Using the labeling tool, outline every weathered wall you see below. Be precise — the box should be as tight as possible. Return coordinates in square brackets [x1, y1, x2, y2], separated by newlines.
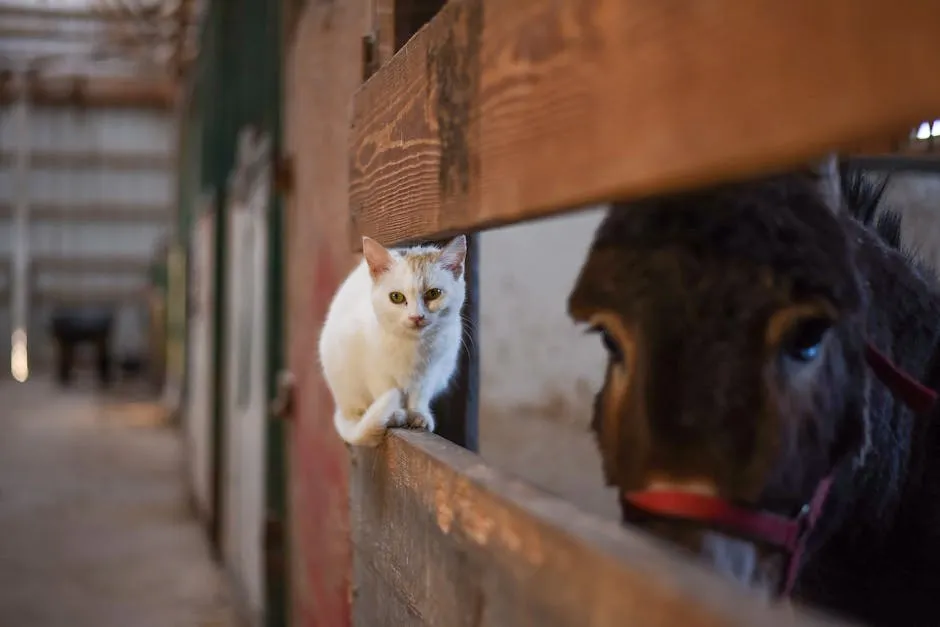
[883, 171, 940, 272]
[478, 208, 619, 520]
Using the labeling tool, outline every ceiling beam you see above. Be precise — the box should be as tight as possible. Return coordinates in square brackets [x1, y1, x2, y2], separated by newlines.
[0, 74, 176, 109]
[0, 2, 184, 23]
[30, 256, 153, 274]
[0, 151, 173, 171]
[0, 26, 102, 42]
[0, 202, 171, 222]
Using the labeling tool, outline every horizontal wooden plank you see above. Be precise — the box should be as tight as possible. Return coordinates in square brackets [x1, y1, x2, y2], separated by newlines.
[349, 0, 940, 247]
[351, 430, 854, 627]
[30, 256, 153, 274]
[0, 286, 148, 305]
[0, 25, 99, 42]
[0, 76, 176, 109]
[0, 1, 187, 22]
[0, 257, 151, 276]
[32, 286, 149, 306]
[0, 203, 171, 222]
[0, 151, 174, 171]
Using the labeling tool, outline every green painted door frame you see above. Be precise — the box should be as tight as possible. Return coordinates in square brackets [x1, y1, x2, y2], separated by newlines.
[183, 1, 289, 625]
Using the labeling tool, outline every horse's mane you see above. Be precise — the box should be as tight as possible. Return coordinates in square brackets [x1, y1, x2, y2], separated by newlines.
[840, 165, 902, 250]
[838, 164, 938, 284]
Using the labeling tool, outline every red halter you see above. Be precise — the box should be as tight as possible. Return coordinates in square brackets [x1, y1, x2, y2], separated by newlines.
[622, 342, 938, 597]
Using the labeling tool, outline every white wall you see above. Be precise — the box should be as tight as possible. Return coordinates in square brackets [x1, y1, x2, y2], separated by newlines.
[883, 171, 940, 272]
[0, 104, 174, 371]
[479, 208, 619, 519]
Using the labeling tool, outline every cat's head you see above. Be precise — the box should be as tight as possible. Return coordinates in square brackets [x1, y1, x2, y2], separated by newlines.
[362, 235, 467, 335]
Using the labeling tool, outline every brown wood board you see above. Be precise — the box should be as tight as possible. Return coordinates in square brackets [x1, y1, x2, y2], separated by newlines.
[0, 203, 170, 222]
[350, 430, 857, 626]
[284, 0, 374, 625]
[349, 0, 940, 247]
[0, 151, 173, 171]
[0, 76, 176, 109]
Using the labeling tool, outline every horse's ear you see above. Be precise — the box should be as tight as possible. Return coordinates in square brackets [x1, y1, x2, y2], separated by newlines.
[805, 153, 845, 215]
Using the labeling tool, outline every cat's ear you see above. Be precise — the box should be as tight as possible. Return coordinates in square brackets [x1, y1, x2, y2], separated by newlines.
[362, 236, 393, 279]
[438, 235, 467, 278]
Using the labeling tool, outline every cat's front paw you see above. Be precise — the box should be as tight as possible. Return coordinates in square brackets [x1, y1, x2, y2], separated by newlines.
[385, 408, 409, 428]
[405, 410, 435, 432]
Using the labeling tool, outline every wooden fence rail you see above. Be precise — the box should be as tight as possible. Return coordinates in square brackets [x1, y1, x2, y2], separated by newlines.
[335, 0, 940, 625]
[352, 431, 853, 626]
[349, 0, 940, 247]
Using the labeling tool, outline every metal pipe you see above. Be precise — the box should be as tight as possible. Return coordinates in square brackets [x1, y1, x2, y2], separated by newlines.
[10, 70, 31, 382]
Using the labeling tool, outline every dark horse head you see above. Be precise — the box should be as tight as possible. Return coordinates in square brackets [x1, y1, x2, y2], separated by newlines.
[568, 158, 940, 623]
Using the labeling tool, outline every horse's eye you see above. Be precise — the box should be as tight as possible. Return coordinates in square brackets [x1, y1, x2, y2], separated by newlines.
[783, 316, 832, 363]
[589, 326, 623, 362]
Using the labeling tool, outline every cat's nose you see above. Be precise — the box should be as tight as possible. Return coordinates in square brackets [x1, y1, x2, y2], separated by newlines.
[409, 314, 427, 327]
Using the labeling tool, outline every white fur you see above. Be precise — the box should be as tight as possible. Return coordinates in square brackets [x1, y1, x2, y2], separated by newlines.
[318, 236, 467, 447]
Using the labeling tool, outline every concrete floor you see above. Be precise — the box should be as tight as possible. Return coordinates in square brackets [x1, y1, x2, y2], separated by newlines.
[0, 378, 239, 627]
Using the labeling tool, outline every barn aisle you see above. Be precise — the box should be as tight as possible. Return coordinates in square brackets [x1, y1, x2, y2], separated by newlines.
[0, 378, 238, 627]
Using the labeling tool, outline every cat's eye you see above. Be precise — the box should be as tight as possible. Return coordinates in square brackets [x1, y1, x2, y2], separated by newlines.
[389, 291, 406, 304]
[782, 316, 832, 363]
[587, 325, 623, 363]
[424, 288, 442, 301]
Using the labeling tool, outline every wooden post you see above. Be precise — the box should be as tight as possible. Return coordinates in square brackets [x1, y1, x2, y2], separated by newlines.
[284, 1, 372, 625]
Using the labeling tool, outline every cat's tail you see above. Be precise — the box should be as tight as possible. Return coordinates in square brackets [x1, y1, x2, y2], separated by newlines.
[333, 388, 405, 447]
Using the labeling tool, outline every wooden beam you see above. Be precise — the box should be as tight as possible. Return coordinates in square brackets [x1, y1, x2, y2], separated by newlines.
[349, 0, 940, 247]
[0, 76, 176, 109]
[31, 286, 148, 305]
[0, 26, 102, 42]
[0, 2, 185, 23]
[0, 286, 148, 310]
[284, 0, 372, 625]
[31, 256, 152, 274]
[351, 430, 850, 626]
[0, 203, 171, 222]
[0, 151, 173, 171]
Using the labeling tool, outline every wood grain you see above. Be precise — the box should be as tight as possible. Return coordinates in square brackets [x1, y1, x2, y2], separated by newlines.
[30, 255, 153, 274]
[351, 430, 856, 627]
[349, 0, 940, 247]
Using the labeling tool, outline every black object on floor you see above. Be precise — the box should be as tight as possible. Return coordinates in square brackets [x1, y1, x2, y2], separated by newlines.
[49, 306, 115, 388]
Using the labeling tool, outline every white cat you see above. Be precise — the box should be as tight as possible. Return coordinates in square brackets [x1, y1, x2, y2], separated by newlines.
[318, 235, 467, 447]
